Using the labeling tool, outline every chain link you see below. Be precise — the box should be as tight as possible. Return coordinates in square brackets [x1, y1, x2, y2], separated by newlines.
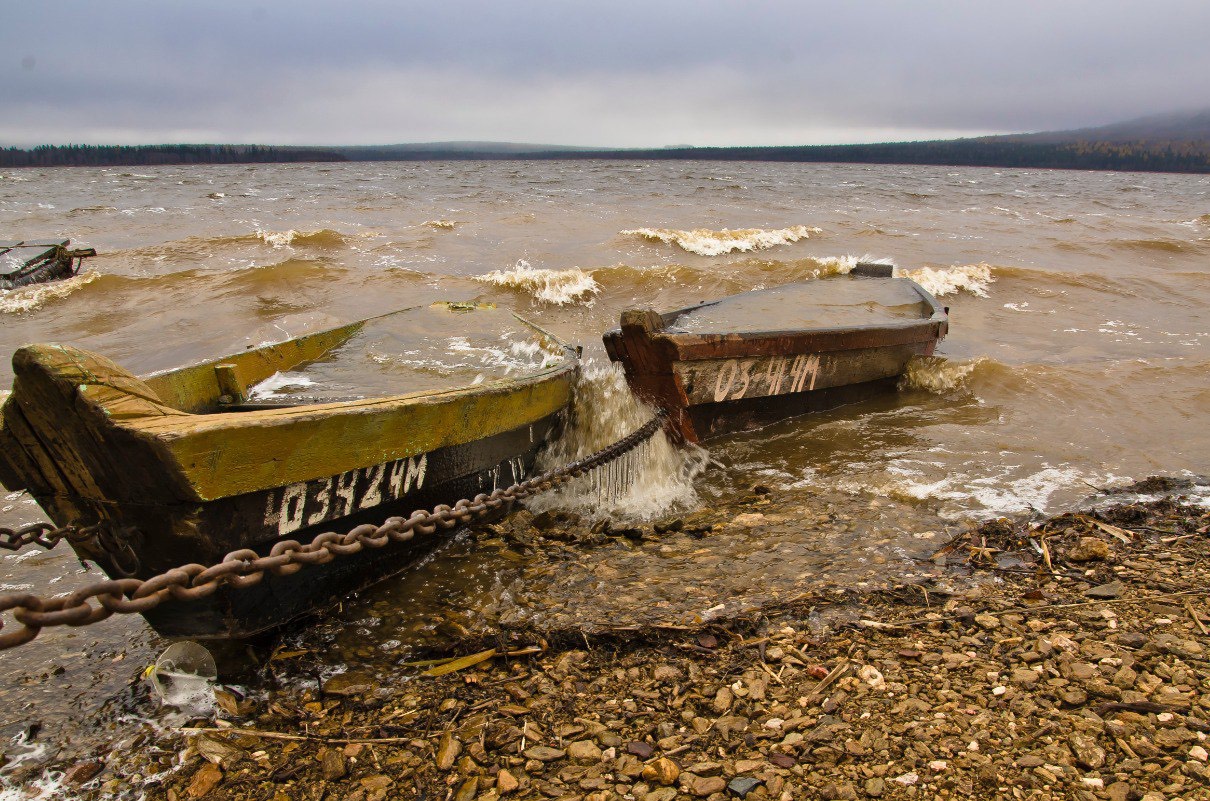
[0, 415, 663, 650]
[0, 521, 97, 552]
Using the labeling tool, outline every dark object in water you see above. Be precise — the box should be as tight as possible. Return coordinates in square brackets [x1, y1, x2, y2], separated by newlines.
[0, 240, 96, 290]
[603, 263, 948, 443]
[0, 303, 579, 639]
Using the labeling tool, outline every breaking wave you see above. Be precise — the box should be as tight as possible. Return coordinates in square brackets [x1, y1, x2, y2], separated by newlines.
[622, 225, 821, 256]
[256, 228, 350, 249]
[423, 220, 458, 230]
[899, 356, 990, 394]
[475, 260, 600, 305]
[0, 271, 100, 314]
[898, 263, 994, 297]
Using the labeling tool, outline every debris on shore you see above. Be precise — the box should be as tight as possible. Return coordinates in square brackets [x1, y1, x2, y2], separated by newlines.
[23, 494, 1210, 800]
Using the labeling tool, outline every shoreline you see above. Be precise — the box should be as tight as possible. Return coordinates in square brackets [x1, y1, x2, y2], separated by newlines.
[17, 489, 1208, 801]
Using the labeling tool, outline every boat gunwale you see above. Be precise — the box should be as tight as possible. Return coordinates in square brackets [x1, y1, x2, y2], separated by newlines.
[660, 278, 944, 338]
[603, 278, 948, 361]
[120, 305, 579, 426]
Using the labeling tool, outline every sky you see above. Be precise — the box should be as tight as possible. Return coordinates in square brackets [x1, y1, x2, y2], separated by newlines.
[2, 1, 1208, 148]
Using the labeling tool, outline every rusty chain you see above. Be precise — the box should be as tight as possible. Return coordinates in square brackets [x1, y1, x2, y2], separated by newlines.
[0, 520, 95, 552]
[0, 415, 663, 650]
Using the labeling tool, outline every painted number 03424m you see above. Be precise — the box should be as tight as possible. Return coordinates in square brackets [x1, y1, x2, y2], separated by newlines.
[712, 354, 821, 402]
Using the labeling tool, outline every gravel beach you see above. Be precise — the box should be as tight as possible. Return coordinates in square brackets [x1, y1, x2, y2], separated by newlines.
[42, 486, 1208, 801]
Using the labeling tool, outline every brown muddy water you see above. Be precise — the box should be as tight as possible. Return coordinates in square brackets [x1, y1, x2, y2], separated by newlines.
[1, 161, 1208, 793]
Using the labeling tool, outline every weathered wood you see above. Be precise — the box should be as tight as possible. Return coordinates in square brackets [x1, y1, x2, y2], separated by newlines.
[604, 273, 948, 443]
[0, 305, 581, 638]
[213, 364, 246, 405]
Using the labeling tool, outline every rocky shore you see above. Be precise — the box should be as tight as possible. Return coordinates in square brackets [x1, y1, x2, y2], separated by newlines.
[31, 488, 1210, 800]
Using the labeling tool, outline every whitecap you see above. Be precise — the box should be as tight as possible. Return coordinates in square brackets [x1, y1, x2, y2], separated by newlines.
[475, 260, 599, 305]
[623, 225, 821, 256]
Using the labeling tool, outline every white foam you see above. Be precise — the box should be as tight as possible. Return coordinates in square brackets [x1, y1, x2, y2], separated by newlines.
[475, 260, 600, 305]
[423, 219, 457, 230]
[899, 356, 986, 394]
[855, 462, 1111, 520]
[257, 228, 297, 247]
[623, 225, 821, 256]
[249, 371, 317, 399]
[0, 271, 100, 314]
[898, 263, 994, 298]
[527, 362, 707, 522]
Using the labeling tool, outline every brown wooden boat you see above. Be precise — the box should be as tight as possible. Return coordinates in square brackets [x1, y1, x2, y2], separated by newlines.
[1, 240, 95, 290]
[603, 263, 948, 443]
[0, 302, 579, 638]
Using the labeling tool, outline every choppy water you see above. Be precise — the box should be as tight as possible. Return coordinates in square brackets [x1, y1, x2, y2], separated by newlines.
[1, 161, 1208, 783]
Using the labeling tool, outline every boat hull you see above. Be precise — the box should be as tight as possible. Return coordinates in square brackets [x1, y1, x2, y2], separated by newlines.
[603, 273, 948, 442]
[0, 306, 579, 639]
[138, 410, 563, 638]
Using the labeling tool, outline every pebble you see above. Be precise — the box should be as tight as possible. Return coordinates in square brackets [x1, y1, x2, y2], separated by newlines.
[567, 740, 602, 763]
[1068, 536, 1111, 561]
[1085, 580, 1126, 599]
[728, 776, 761, 798]
[642, 757, 681, 786]
[522, 746, 565, 762]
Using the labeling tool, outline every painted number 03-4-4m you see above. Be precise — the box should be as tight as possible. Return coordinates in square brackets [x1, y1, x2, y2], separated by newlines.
[712, 354, 821, 402]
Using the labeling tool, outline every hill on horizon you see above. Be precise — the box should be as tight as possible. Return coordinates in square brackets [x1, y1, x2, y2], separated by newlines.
[989, 108, 1210, 145]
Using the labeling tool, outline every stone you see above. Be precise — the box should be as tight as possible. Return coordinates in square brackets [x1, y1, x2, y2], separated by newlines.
[567, 740, 603, 763]
[187, 764, 222, 799]
[321, 748, 347, 780]
[864, 777, 886, 797]
[728, 777, 761, 798]
[626, 741, 655, 759]
[523, 746, 565, 762]
[769, 753, 796, 768]
[63, 762, 105, 786]
[497, 769, 520, 794]
[642, 757, 681, 786]
[436, 732, 462, 770]
[647, 789, 678, 801]
[974, 614, 1000, 630]
[1085, 581, 1125, 599]
[1190, 745, 1209, 762]
[685, 774, 727, 796]
[453, 777, 478, 801]
[1011, 668, 1040, 687]
[1068, 733, 1106, 769]
[1068, 537, 1110, 562]
[322, 670, 376, 696]
[1113, 665, 1138, 689]
[653, 664, 682, 682]
[714, 686, 734, 713]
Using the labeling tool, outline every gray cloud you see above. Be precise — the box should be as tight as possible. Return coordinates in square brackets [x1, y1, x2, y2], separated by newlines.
[2, 0, 1207, 146]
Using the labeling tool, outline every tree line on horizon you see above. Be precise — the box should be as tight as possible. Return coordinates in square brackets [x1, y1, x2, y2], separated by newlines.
[0, 144, 348, 167]
[2, 139, 1209, 173]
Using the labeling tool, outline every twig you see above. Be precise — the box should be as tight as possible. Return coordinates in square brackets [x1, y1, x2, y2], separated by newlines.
[802, 658, 850, 703]
[1020, 721, 1057, 744]
[757, 660, 784, 686]
[1186, 600, 1209, 636]
[181, 727, 414, 745]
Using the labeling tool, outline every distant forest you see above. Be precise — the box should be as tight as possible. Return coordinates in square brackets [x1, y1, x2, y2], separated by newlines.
[0, 144, 348, 167]
[3, 139, 1210, 173]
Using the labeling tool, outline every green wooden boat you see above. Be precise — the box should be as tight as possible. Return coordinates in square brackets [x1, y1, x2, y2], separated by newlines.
[1, 240, 95, 290]
[0, 302, 579, 638]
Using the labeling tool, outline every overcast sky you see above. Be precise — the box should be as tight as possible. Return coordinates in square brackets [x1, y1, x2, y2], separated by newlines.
[2, 1, 1207, 148]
